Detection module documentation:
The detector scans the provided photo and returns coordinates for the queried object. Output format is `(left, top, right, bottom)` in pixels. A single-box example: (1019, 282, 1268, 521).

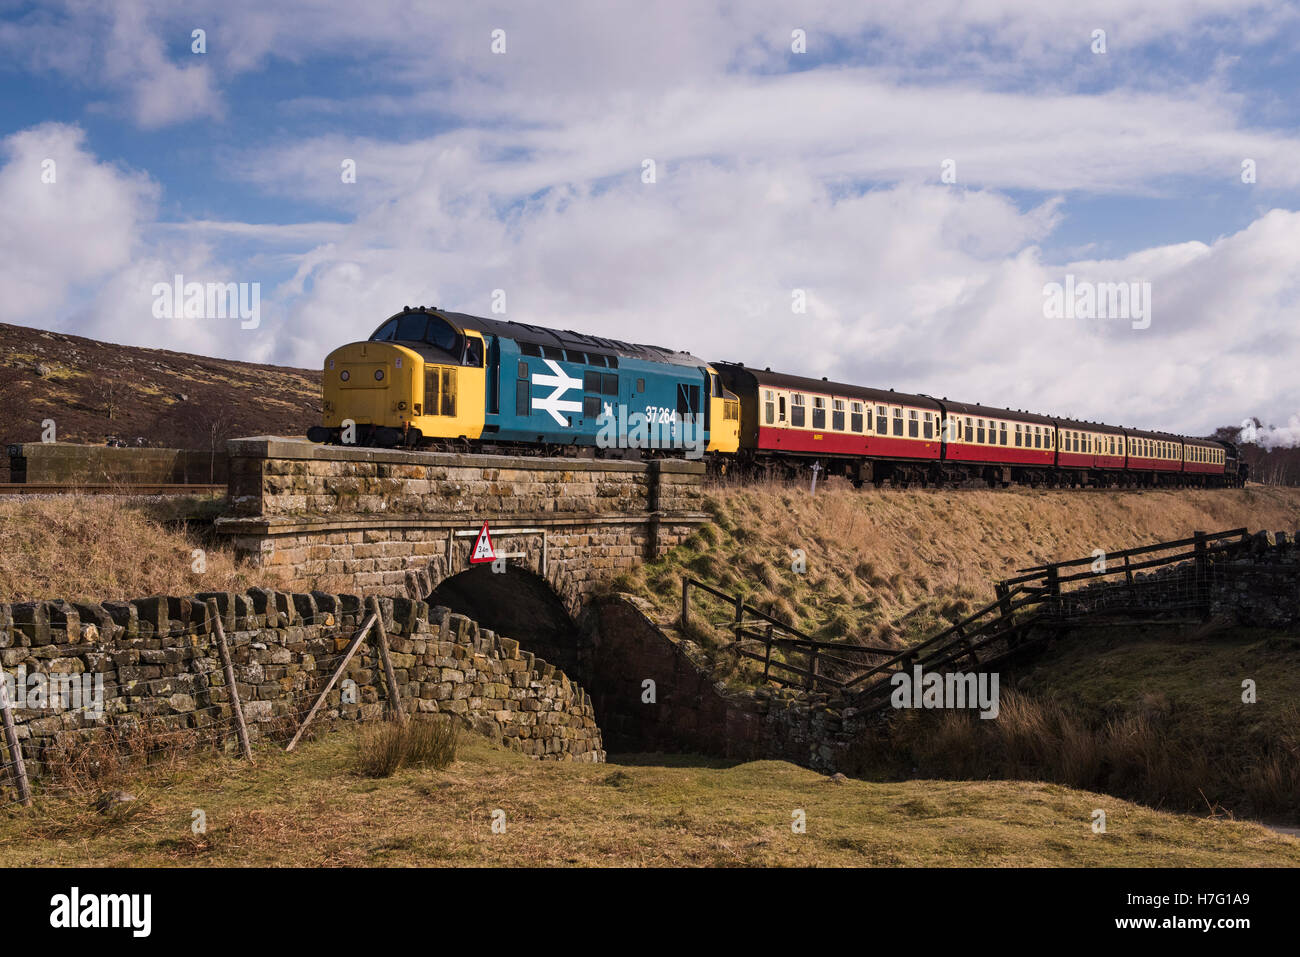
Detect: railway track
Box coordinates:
(0, 483, 225, 496)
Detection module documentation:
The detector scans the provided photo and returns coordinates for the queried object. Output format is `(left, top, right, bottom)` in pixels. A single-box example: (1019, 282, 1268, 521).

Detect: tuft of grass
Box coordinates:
(354, 717, 460, 778)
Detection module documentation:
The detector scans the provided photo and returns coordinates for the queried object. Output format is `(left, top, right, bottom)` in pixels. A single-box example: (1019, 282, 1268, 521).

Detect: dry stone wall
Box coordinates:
(0, 587, 604, 786)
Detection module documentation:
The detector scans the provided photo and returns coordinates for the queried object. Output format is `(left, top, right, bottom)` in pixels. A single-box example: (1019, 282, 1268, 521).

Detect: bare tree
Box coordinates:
(101, 376, 123, 421)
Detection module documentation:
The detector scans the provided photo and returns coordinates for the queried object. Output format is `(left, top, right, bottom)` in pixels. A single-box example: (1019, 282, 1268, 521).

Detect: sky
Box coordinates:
(1, 0, 1299, 438)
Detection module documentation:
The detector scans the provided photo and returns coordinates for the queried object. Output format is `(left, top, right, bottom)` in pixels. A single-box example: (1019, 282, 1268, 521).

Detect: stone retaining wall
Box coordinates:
(580, 596, 866, 772)
(0, 588, 604, 786)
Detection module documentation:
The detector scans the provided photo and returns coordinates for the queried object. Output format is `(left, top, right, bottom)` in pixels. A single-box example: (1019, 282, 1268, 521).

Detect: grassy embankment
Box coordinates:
(1, 727, 1295, 867)
(610, 482, 1300, 668)
(0, 494, 262, 603)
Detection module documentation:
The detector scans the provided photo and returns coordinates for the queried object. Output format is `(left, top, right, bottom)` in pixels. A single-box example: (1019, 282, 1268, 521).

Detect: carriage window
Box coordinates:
(977, 419, 986, 444)
(1014, 424, 1022, 447)
(999, 422, 1008, 445)
(924, 412, 935, 440)
(1034, 426, 1042, 449)
(764, 390, 775, 425)
(583, 395, 601, 419)
(602, 373, 618, 396)
(965, 417, 974, 443)
(908, 409, 919, 438)
(541, 346, 564, 361)
(877, 407, 888, 434)
(812, 396, 826, 430)
(832, 398, 845, 431)
(791, 393, 806, 427)
(893, 408, 904, 436)
(584, 370, 601, 392)
(851, 402, 863, 433)
(520, 342, 541, 358)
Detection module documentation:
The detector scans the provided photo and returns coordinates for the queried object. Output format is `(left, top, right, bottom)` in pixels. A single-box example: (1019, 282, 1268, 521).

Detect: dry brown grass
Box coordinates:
(2, 729, 1296, 867)
(614, 482, 1300, 674)
(0, 495, 265, 602)
(354, 716, 460, 777)
(861, 627, 1300, 821)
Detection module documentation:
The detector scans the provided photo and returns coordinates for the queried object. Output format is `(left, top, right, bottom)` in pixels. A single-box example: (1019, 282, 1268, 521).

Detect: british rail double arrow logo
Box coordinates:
(531, 359, 583, 426)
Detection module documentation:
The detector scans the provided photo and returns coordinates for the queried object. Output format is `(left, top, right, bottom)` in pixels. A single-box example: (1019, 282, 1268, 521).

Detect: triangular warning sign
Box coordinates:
(469, 521, 496, 564)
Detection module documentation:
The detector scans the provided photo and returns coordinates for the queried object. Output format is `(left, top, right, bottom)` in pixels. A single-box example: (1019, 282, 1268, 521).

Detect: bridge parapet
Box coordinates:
(216, 438, 708, 611)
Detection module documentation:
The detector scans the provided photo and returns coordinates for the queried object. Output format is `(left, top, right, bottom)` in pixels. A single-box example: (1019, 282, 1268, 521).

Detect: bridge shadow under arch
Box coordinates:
(427, 564, 586, 683)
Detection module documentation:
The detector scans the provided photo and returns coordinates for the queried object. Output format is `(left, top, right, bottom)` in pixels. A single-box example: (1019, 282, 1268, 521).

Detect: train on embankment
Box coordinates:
(307, 306, 1247, 489)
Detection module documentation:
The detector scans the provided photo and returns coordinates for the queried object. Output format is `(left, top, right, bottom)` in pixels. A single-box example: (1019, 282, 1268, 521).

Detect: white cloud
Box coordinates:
(102, 0, 223, 127)
(0, 123, 158, 320)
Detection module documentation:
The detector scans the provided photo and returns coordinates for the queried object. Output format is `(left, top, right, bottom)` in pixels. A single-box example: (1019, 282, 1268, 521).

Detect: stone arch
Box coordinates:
(400, 544, 587, 625)
(422, 562, 587, 684)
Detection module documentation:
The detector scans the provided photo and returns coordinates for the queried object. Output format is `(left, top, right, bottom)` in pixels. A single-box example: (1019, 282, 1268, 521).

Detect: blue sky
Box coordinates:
(2, 0, 1299, 439)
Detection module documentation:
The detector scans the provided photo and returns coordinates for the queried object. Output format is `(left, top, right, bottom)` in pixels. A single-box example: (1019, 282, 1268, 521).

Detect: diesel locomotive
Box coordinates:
(309, 306, 1245, 489)
(307, 306, 741, 457)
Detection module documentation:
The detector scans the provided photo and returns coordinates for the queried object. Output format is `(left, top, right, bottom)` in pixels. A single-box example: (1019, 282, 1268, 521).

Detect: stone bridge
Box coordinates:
(215, 438, 708, 678)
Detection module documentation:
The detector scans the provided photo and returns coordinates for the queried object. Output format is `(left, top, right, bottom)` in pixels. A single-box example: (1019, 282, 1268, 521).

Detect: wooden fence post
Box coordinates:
(1046, 563, 1061, 615)
(367, 596, 406, 724)
(733, 593, 745, 652)
(286, 612, 377, 752)
(1193, 531, 1209, 618)
(0, 679, 31, 807)
(207, 599, 253, 762)
(762, 624, 774, 683)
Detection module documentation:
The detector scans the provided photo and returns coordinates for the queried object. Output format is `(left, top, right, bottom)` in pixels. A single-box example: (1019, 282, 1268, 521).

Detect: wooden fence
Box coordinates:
(680, 528, 1255, 707)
